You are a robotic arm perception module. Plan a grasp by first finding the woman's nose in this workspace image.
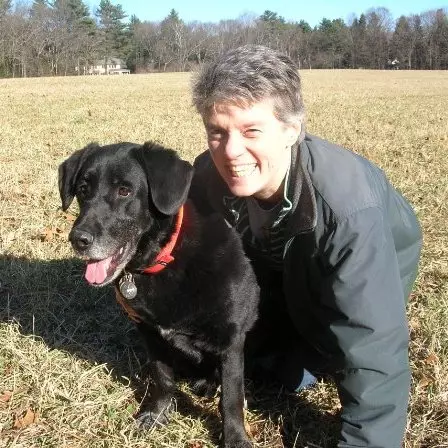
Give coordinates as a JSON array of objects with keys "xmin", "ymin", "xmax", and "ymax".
[{"xmin": 223, "ymin": 132, "xmax": 245, "ymax": 158}]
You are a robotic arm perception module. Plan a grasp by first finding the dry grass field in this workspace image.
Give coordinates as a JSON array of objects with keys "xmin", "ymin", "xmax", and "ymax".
[{"xmin": 0, "ymin": 69, "xmax": 447, "ymax": 447}]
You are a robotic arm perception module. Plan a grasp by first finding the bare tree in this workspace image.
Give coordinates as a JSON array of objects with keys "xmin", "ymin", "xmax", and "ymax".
[
  {"xmin": 391, "ymin": 16, "xmax": 415, "ymax": 69},
  {"xmin": 186, "ymin": 21, "xmax": 212, "ymax": 65},
  {"xmin": 412, "ymin": 14, "xmax": 426, "ymax": 69},
  {"xmin": 1, "ymin": 2, "xmax": 32, "ymax": 77},
  {"xmin": 0, "ymin": 0, "xmax": 13, "ymax": 75},
  {"xmin": 431, "ymin": 9, "xmax": 448, "ymax": 69},
  {"xmin": 50, "ymin": 0, "xmax": 96, "ymax": 75},
  {"xmin": 130, "ymin": 20, "xmax": 159, "ymax": 71},
  {"xmin": 365, "ymin": 7, "xmax": 393, "ymax": 68},
  {"xmin": 348, "ymin": 14, "xmax": 370, "ymax": 68}
]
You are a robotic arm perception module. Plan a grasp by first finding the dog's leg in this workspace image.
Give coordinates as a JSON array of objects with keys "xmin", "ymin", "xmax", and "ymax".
[
  {"xmin": 136, "ymin": 329, "xmax": 177, "ymax": 429},
  {"xmin": 219, "ymin": 336, "xmax": 253, "ymax": 448},
  {"xmin": 137, "ymin": 359, "xmax": 176, "ymax": 429}
]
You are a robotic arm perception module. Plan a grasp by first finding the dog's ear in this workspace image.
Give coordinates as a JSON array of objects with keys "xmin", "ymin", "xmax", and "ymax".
[
  {"xmin": 138, "ymin": 142, "xmax": 194, "ymax": 215},
  {"xmin": 58, "ymin": 143, "xmax": 99, "ymax": 211}
]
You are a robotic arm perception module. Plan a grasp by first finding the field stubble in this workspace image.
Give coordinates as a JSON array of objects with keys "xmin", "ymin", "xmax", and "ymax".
[{"xmin": 0, "ymin": 70, "xmax": 447, "ymax": 447}]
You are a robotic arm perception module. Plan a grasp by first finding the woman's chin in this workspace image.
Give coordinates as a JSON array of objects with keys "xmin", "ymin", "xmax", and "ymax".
[
  {"xmin": 226, "ymin": 178, "xmax": 281, "ymax": 203},
  {"xmin": 227, "ymin": 182, "xmax": 259, "ymax": 198},
  {"xmin": 225, "ymin": 174, "xmax": 261, "ymax": 197}
]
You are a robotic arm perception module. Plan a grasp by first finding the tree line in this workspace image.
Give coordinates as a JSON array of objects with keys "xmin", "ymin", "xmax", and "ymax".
[{"xmin": 0, "ymin": 0, "xmax": 447, "ymax": 77}]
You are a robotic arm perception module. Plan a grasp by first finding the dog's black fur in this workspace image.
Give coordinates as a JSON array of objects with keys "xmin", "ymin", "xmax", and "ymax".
[{"xmin": 59, "ymin": 142, "xmax": 259, "ymax": 447}]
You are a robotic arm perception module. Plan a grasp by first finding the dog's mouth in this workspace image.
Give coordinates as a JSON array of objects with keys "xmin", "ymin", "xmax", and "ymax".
[{"xmin": 84, "ymin": 244, "xmax": 132, "ymax": 286}]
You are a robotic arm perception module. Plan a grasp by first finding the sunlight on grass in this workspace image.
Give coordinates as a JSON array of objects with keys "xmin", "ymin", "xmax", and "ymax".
[{"xmin": 0, "ymin": 70, "xmax": 447, "ymax": 447}]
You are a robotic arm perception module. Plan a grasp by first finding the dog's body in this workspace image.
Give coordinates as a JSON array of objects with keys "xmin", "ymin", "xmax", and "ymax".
[{"xmin": 59, "ymin": 142, "xmax": 259, "ymax": 447}]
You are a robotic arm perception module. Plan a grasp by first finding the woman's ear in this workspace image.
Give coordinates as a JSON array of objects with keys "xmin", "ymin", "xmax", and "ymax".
[{"xmin": 285, "ymin": 122, "xmax": 301, "ymax": 147}]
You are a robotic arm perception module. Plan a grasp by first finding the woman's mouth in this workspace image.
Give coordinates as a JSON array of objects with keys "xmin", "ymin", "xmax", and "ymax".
[{"xmin": 228, "ymin": 164, "xmax": 257, "ymax": 178}]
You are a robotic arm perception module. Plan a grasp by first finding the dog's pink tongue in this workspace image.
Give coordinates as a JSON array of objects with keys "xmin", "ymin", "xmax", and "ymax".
[{"xmin": 85, "ymin": 257, "xmax": 112, "ymax": 284}]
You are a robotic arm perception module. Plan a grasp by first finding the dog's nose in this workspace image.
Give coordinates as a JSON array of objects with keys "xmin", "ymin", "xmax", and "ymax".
[{"xmin": 70, "ymin": 229, "xmax": 94, "ymax": 251}]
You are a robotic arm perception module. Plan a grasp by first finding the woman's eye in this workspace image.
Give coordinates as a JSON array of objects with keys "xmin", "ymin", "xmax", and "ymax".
[
  {"xmin": 244, "ymin": 129, "xmax": 261, "ymax": 138},
  {"xmin": 118, "ymin": 186, "xmax": 131, "ymax": 197},
  {"xmin": 207, "ymin": 127, "xmax": 224, "ymax": 139}
]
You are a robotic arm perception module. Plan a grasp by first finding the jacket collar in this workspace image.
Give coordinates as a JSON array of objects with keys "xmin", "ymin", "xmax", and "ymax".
[{"xmin": 284, "ymin": 134, "xmax": 317, "ymax": 237}]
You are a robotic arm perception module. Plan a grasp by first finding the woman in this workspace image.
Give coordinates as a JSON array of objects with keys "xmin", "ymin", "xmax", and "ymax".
[{"xmin": 190, "ymin": 45, "xmax": 422, "ymax": 447}]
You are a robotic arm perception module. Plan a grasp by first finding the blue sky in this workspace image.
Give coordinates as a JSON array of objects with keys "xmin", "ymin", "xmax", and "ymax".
[{"xmin": 89, "ymin": 0, "xmax": 447, "ymax": 25}]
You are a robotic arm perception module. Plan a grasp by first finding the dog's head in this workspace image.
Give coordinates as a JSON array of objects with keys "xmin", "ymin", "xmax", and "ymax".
[{"xmin": 58, "ymin": 141, "xmax": 194, "ymax": 286}]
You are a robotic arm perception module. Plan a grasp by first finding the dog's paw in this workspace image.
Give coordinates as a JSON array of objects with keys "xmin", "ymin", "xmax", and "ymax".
[
  {"xmin": 135, "ymin": 410, "xmax": 169, "ymax": 429},
  {"xmin": 135, "ymin": 399, "xmax": 174, "ymax": 430},
  {"xmin": 191, "ymin": 378, "xmax": 218, "ymax": 398}
]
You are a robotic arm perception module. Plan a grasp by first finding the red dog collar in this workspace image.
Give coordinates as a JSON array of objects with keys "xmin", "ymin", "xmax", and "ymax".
[
  {"xmin": 143, "ymin": 205, "xmax": 184, "ymax": 274},
  {"xmin": 116, "ymin": 205, "xmax": 185, "ymax": 321}
]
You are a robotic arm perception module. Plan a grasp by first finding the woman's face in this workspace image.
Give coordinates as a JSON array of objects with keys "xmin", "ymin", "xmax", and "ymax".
[{"xmin": 203, "ymin": 98, "xmax": 300, "ymax": 203}]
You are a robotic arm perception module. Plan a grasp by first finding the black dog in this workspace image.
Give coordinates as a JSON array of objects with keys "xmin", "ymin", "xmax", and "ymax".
[{"xmin": 59, "ymin": 142, "xmax": 259, "ymax": 447}]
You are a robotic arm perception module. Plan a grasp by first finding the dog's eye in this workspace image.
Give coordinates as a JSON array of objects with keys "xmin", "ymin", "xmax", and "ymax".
[
  {"xmin": 77, "ymin": 184, "xmax": 88, "ymax": 196},
  {"xmin": 118, "ymin": 186, "xmax": 131, "ymax": 197}
]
